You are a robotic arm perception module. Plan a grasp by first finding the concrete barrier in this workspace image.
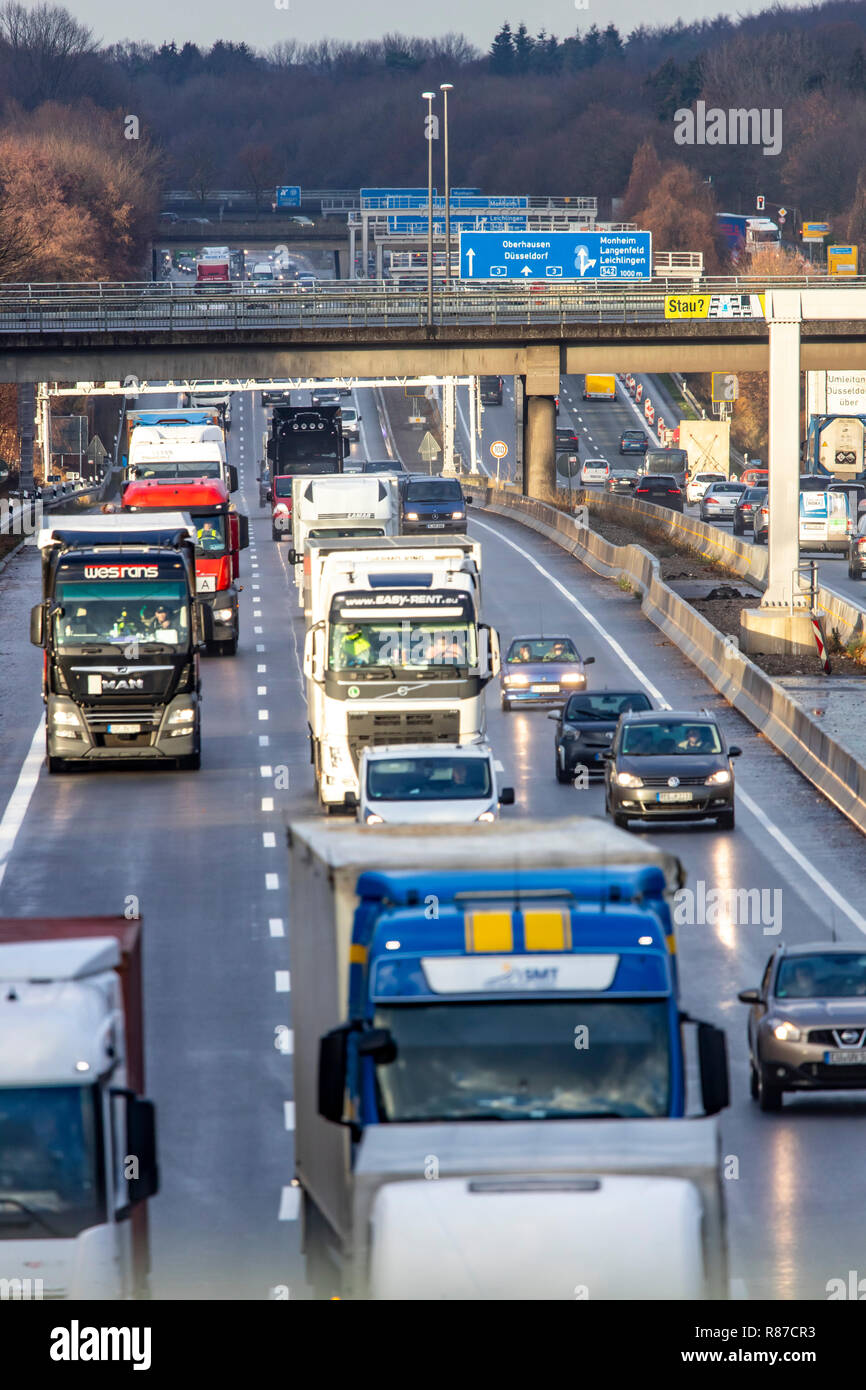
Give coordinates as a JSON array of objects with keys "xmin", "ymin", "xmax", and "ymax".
[{"xmin": 478, "ymin": 484, "xmax": 866, "ymax": 838}]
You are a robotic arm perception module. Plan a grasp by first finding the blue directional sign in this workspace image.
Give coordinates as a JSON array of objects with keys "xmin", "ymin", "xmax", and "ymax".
[
  {"xmin": 459, "ymin": 230, "xmax": 652, "ymax": 281},
  {"xmin": 276, "ymin": 186, "xmax": 301, "ymax": 208}
]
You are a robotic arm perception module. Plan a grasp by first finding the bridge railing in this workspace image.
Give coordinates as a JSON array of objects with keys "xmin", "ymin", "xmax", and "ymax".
[{"xmin": 2, "ymin": 277, "xmax": 866, "ymax": 332}]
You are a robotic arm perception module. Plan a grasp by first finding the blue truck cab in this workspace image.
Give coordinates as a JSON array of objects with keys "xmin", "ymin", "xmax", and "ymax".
[{"xmin": 320, "ymin": 866, "xmax": 728, "ymax": 1129}]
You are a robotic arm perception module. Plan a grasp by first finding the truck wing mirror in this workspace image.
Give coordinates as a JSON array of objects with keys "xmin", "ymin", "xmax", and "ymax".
[
  {"xmin": 288, "ymin": 549, "xmax": 301, "ymax": 566},
  {"xmin": 30, "ymin": 602, "xmax": 46, "ymax": 647},
  {"xmin": 111, "ymin": 1090, "xmax": 159, "ymax": 1209},
  {"xmin": 499, "ymin": 786, "xmax": 515, "ymax": 805},
  {"xmin": 266, "ymin": 439, "xmax": 276, "ymax": 463},
  {"xmin": 227, "ymin": 464, "xmax": 239, "ymax": 493},
  {"xmin": 237, "ymin": 514, "xmax": 250, "ymax": 549},
  {"xmin": 318, "ymin": 1024, "xmax": 351, "ymax": 1125},
  {"xmin": 696, "ymin": 1020, "xmax": 730, "ymax": 1115},
  {"xmin": 357, "ymin": 1027, "xmax": 397, "ymax": 1065},
  {"xmin": 194, "ymin": 600, "xmax": 214, "ymax": 651}
]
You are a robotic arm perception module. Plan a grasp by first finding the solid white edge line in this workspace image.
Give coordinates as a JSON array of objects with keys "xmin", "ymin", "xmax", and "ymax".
[
  {"xmin": 477, "ymin": 514, "xmax": 866, "ymax": 937},
  {"xmin": 278, "ymin": 1185, "xmax": 300, "ymax": 1220}
]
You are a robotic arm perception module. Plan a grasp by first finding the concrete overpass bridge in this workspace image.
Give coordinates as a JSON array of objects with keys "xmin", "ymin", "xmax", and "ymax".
[{"xmin": 3, "ymin": 276, "xmax": 866, "ymax": 648}]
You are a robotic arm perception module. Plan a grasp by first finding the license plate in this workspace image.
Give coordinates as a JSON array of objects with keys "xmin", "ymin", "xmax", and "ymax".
[
  {"xmin": 108, "ymin": 723, "xmax": 140, "ymax": 734},
  {"xmin": 531, "ymin": 684, "xmax": 560, "ymax": 693},
  {"xmin": 426, "ymin": 522, "xmax": 445, "ymax": 528},
  {"xmin": 657, "ymin": 790, "xmax": 693, "ymax": 802},
  {"xmin": 824, "ymin": 1049, "xmax": 866, "ymax": 1065}
]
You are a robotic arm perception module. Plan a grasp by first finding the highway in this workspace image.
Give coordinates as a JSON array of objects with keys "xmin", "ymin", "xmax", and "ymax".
[{"xmin": 2, "ymin": 380, "xmax": 866, "ymax": 1301}]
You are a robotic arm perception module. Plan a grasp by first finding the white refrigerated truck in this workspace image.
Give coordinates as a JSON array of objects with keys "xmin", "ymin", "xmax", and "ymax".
[
  {"xmin": 303, "ymin": 536, "xmax": 497, "ymax": 809},
  {"xmin": 288, "ymin": 474, "xmax": 400, "ymax": 613}
]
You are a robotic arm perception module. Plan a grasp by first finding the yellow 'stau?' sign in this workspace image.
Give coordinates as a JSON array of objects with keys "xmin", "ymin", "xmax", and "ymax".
[{"xmin": 665, "ymin": 294, "xmax": 766, "ymax": 320}]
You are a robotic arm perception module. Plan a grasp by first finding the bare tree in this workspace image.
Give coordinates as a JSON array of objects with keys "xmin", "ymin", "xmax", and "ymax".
[{"xmin": 0, "ymin": 3, "xmax": 99, "ymax": 107}]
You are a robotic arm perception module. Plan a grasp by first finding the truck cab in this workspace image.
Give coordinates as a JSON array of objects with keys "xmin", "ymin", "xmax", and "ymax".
[{"xmin": 121, "ymin": 477, "xmax": 249, "ymax": 655}]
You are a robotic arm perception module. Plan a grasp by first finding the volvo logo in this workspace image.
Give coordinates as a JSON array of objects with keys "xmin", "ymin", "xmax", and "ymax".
[{"xmin": 667, "ymin": 776, "xmax": 680, "ymax": 787}]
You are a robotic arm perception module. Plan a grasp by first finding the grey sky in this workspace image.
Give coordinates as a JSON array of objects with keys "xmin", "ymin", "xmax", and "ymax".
[{"xmin": 66, "ymin": 1, "xmax": 811, "ymax": 51}]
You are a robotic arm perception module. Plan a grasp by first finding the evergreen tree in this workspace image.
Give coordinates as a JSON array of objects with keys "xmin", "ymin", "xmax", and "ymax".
[{"xmin": 489, "ymin": 23, "xmax": 515, "ymax": 74}]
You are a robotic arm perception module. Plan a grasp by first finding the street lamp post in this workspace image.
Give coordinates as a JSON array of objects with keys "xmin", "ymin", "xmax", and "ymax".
[
  {"xmin": 440, "ymin": 83, "xmax": 453, "ymax": 287},
  {"xmin": 422, "ymin": 91, "xmax": 436, "ymax": 327}
]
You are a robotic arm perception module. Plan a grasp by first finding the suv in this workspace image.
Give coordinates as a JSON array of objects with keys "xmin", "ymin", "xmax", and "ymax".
[
  {"xmin": 739, "ymin": 944, "xmax": 866, "ymax": 1110},
  {"xmin": 633, "ymin": 475, "xmax": 683, "ymax": 512},
  {"xmin": 400, "ymin": 474, "xmax": 467, "ymax": 533},
  {"xmin": 604, "ymin": 709, "xmax": 741, "ymax": 830},
  {"xmin": 619, "ymin": 430, "xmax": 648, "ymax": 455}
]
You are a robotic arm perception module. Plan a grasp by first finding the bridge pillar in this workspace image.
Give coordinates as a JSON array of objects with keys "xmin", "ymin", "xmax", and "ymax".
[
  {"xmin": 521, "ymin": 347, "xmax": 560, "ymax": 501},
  {"xmin": 349, "ymin": 223, "xmax": 356, "ymax": 279},
  {"xmin": 740, "ymin": 290, "xmax": 814, "ymax": 655}
]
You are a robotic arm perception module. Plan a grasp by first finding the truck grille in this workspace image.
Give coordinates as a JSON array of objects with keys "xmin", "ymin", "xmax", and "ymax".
[
  {"xmin": 347, "ymin": 710, "xmax": 460, "ymax": 766},
  {"xmin": 81, "ymin": 705, "xmax": 160, "ymax": 748}
]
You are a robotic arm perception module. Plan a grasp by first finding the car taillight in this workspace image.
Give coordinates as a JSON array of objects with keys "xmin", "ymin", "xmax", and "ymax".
[
  {"xmin": 858, "ymin": 539, "xmax": 866, "ymax": 551},
  {"xmin": 706, "ymin": 497, "xmax": 719, "ymax": 504},
  {"xmin": 668, "ymin": 489, "xmax": 680, "ymax": 495}
]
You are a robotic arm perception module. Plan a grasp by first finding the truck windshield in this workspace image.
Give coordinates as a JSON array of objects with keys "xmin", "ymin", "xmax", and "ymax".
[
  {"xmin": 372, "ymin": 1000, "xmax": 671, "ymax": 1120},
  {"xmin": 131, "ymin": 461, "xmax": 223, "ymax": 481},
  {"xmin": 330, "ymin": 621, "xmax": 477, "ymax": 671},
  {"xmin": 367, "ymin": 755, "xmax": 492, "ymax": 801},
  {"xmin": 54, "ymin": 581, "xmax": 190, "ymax": 648},
  {"xmin": 194, "ymin": 516, "xmax": 226, "ymax": 554},
  {"xmin": 0, "ymin": 1085, "xmax": 105, "ymax": 1239}
]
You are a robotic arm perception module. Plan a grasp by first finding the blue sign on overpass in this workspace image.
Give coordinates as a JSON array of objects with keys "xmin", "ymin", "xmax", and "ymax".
[
  {"xmin": 276, "ymin": 186, "xmax": 301, "ymax": 208},
  {"xmin": 459, "ymin": 230, "xmax": 652, "ymax": 280}
]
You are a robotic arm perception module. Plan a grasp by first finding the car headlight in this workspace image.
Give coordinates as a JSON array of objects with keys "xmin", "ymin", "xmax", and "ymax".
[
  {"xmin": 504, "ymin": 674, "xmax": 529, "ymax": 686},
  {"xmin": 168, "ymin": 707, "xmax": 196, "ymax": 725},
  {"xmin": 451, "ymin": 511, "xmax": 465, "ymax": 520},
  {"xmin": 561, "ymin": 673, "xmax": 585, "ymax": 685},
  {"xmin": 705, "ymin": 768, "xmax": 731, "ymax": 785},
  {"xmin": 52, "ymin": 708, "xmax": 81, "ymax": 726},
  {"xmin": 213, "ymin": 607, "xmax": 233, "ymax": 622},
  {"xmin": 615, "ymin": 771, "xmax": 643, "ymax": 788},
  {"xmin": 476, "ymin": 810, "xmax": 496, "ymax": 822},
  {"xmin": 404, "ymin": 512, "xmax": 419, "ymax": 520},
  {"xmin": 365, "ymin": 812, "xmax": 384, "ymax": 825},
  {"xmin": 770, "ymin": 1020, "xmax": 802, "ymax": 1042}
]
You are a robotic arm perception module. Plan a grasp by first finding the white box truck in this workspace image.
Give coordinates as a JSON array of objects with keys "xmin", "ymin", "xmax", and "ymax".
[{"xmin": 288, "ymin": 474, "xmax": 400, "ymax": 613}]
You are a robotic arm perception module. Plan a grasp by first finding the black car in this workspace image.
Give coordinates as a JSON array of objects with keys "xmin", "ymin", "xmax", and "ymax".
[
  {"xmin": 604, "ymin": 710, "xmax": 741, "ymax": 829},
  {"xmin": 605, "ymin": 468, "xmax": 639, "ymax": 495},
  {"xmin": 555, "ymin": 426, "xmax": 580, "ymax": 454},
  {"xmin": 633, "ymin": 475, "xmax": 684, "ymax": 512},
  {"xmin": 848, "ymin": 515, "xmax": 866, "ymax": 578},
  {"xmin": 619, "ymin": 429, "xmax": 648, "ymax": 455},
  {"xmin": 551, "ymin": 689, "xmax": 654, "ymax": 782},
  {"xmin": 732, "ymin": 486, "xmax": 767, "ymax": 535},
  {"xmin": 261, "ymin": 382, "xmax": 291, "ymax": 406},
  {"xmin": 400, "ymin": 474, "xmax": 467, "ymax": 534},
  {"xmin": 311, "ymin": 389, "xmax": 341, "ymax": 408}
]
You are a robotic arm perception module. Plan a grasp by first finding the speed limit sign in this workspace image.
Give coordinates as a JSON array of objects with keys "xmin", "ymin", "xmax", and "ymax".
[{"xmin": 490, "ymin": 440, "xmax": 508, "ymax": 459}]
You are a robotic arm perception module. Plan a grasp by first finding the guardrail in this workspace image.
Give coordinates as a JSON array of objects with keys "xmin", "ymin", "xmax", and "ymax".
[
  {"xmin": 0, "ymin": 276, "xmax": 861, "ymax": 334},
  {"xmin": 478, "ymin": 484, "xmax": 866, "ymax": 838}
]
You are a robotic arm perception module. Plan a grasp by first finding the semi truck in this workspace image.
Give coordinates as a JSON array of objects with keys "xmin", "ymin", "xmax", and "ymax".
[
  {"xmin": 303, "ymin": 537, "xmax": 497, "ymax": 809},
  {"xmin": 267, "ymin": 405, "xmax": 345, "ymax": 541},
  {"xmin": 121, "ymin": 477, "xmax": 249, "ymax": 655},
  {"xmin": 126, "ymin": 426, "xmax": 237, "ymax": 493},
  {"xmin": 479, "ymin": 375, "xmax": 503, "ymax": 406},
  {"xmin": 0, "ymin": 916, "xmax": 158, "ymax": 1299},
  {"xmin": 122, "ymin": 408, "xmax": 221, "ymax": 469},
  {"xmin": 31, "ymin": 514, "xmax": 209, "ymax": 772},
  {"xmin": 195, "ymin": 250, "xmax": 231, "ymax": 286},
  {"xmin": 287, "ymin": 818, "xmax": 729, "ymax": 1300},
  {"xmin": 288, "ymin": 474, "xmax": 401, "ymax": 613},
  {"xmin": 715, "ymin": 213, "xmax": 780, "ymax": 261}
]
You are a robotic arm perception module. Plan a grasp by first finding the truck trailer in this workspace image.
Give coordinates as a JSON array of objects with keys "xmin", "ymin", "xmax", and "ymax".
[
  {"xmin": 0, "ymin": 916, "xmax": 158, "ymax": 1299},
  {"xmin": 288, "ymin": 474, "xmax": 401, "ymax": 613},
  {"xmin": 31, "ymin": 514, "xmax": 209, "ymax": 771},
  {"xmin": 287, "ymin": 818, "xmax": 729, "ymax": 1300}
]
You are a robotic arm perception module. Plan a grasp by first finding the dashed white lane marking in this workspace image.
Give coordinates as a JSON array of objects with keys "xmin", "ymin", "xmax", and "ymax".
[
  {"xmin": 257, "ymin": 664, "xmax": 267, "ymax": 673},
  {"xmin": 269, "ymin": 917, "xmax": 285, "ymax": 937},
  {"xmin": 263, "ymin": 831, "xmax": 276, "ymax": 848},
  {"xmin": 0, "ymin": 717, "xmax": 46, "ymax": 892},
  {"xmin": 260, "ymin": 765, "xmax": 272, "ymax": 777},
  {"xmin": 275, "ymin": 970, "xmax": 290, "ymax": 992},
  {"xmin": 477, "ymin": 515, "xmax": 866, "ymax": 939},
  {"xmin": 278, "ymin": 1185, "xmax": 300, "ymax": 1220},
  {"xmin": 265, "ymin": 873, "xmax": 279, "ymax": 890},
  {"xmin": 259, "ymin": 735, "xmax": 270, "ymax": 747},
  {"xmin": 254, "ymin": 610, "xmax": 262, "ymax": 618},
  {"xmin": 254, "ymin": 626, "xmax": 263, "ymax": 633},
  {"xmin": 258, "ymin": 709, "xmax": 269, "ymax": 721},
  {"xmin": 256, "ymin": 644, "xmax": 265, "ymax": 652},
  {"xmin": 258, "ymin": 685, "xmax": 267, "ymax": 695},
  {"xmin": 284, "ymin": 1101, "xmax": 296, "ymax": 1131},
  {"xmin": 262, "ymin": 796, "xmax": 274, "ymax": 811}
]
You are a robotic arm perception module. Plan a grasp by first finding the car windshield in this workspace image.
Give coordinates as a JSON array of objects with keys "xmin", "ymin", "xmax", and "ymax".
[
  {"xmin": 367, "ymin": 755, "xmax": 492, "ymax": 801},
  {"xmin": 329, "ymin": 621, "xmax": 476, "ymax": 671},
  {"xmin": 404, "ymin": 482, "xmax": 464, "ymax": 504},
  {"xmin": 372, "ymin": 1000, "xmax": 672, "ymax": 1120},
  {"xmin": 364, "ymin": 462, "xmax": 404, "ymax": 472},
  {"xmin": 507, "ymin": 638, "xmax": 580, "ymax": 663},
  {"xmin": 341, "ymin": 409, "xmax": 357, "ymax": 421},
  {"xmin": 621, "ymin": 721, "xmax": 723, "ymax": 755},
  {"xmin": 54, "ymin": 581, "xmax": 189, "ymax": 647},
  {"xmin": 565, "ymin": 692, "xmax": 651, "ymax": 721},
  {"xmin": 776, "ymin": 953, "xmax": 866, "ymax": 1000},
  {"xmin": 0, "ymin": 1085, "xmax": 105, "ymax": 1239}
]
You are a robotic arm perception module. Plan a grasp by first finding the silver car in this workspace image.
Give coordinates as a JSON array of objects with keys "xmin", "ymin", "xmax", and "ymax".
[{"xmin": 699, "ymin": 480, "xmax": 745, "ymax": 522}]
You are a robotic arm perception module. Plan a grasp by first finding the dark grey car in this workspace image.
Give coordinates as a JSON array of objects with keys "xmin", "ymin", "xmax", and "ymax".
[
  {"xmin": 739, "ymin": 944, "xmax": 866, "ymax": 1111},
  {"xmin": 551, "ymin": 689, "xmax": 653, "ymax": 782},
  {"xmin": 604, "ymin": 710, "xmax": 741, "ymax": 829}
]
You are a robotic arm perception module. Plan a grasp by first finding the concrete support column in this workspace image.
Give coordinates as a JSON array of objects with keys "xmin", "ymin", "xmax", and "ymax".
[
  {"xmin": 361, "ymin": 215, "xmax": 369, "ymax": 279},
  {"xmin": 525, "ymin": 395, "xmax": 557, "ymax": 501},
  {"xmin": 763, "ymin": 291, "xmax": 806, "ymax": 608},
  {"xmin": 348, "ymin": 223, "xmax": 356, "ymax": 279}
]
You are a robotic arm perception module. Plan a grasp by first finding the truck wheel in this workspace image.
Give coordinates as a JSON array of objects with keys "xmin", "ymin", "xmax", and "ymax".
[
  {"xmin": 757, "ymin": 1071, "xmax": 783, "ymax": 1112},
  {"xmin": 47, "ymin": 755, "xmax": 67, "ymax": 774}
]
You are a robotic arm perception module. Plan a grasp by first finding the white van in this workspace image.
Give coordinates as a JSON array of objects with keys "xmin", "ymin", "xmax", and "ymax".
[
  {"xmin": 358, "ymin": 743, "xmax": 514, "ymax": 825},
  {"xmin": 799, "ymin": 489, "xmax": 850, "ymax": 552}
]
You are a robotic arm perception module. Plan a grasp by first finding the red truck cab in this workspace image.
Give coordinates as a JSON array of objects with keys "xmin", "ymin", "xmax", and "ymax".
[
  {"xmin": 271, "ymin": 474, "xmax": 294, "ymax": 541},
  {"xmin": 122, "ymin": 477, "xmax": 249, "ymax": 655}
]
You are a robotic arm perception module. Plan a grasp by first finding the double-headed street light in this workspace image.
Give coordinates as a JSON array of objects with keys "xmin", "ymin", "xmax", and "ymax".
[{"xmin": 440, "ymin": 84, "xmax": 453, "ymax": 287}]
